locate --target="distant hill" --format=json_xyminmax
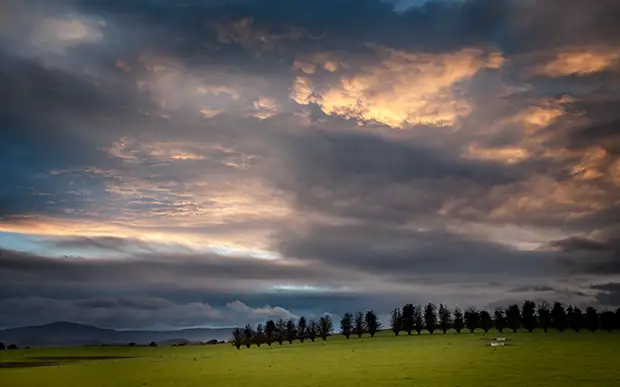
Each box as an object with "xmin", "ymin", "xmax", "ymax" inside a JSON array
[{"xmin": 0, "ymin": 321, "xmax": 233, "ymax": 348}]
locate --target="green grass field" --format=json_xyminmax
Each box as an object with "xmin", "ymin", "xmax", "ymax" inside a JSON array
[{"xmin": 2, "ymin": 330, "xmax": 619, "ymax": 387}]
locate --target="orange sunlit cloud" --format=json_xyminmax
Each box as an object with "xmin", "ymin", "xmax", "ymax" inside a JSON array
[
  {"xmin": 533, "ymin": 46, "xmax": 620, "ymax": 77},
  {"xmin": 293, "ymin": 46, "xmax": 504, "ymax": 128}
]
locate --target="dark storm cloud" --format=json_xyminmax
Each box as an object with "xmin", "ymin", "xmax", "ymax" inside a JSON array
[
  {"xmin": 508, "ymin": 0, "xmax": 620, "ymax": 52},
  {"xmin": 549, "ymin": 236, "xmax": 620, "ymax": 275},
  {"xmin": 64, "ymin": 0, "xmax": 620, "ymax": 56},
  {"xmin": 0, "ymin": 248, "xmax": 346, "ymax": 288},
  {"xmin": 1, "ymin": 244, "xmax": 603, "ymax": 329},
  {"xmin": 590, "ymin": 283, "xmax": 620, "ymax": 308},
  {"xmin": 277, "ymin": 223, "xmax": 566, "ymax": 278},
  {"xmin": 268, "ymin": 129, "xmax": 527, "ymax": 224},
  {"xmin": 509, "ymin": 285, "xmax": 556, "ymax": 293},
  {"xmin": 569, "ymin": 117, "xmax": 620, "ymax": 156},
  {"xmin": 0, "ymin": 53, "xmax": 136, "ymax": 217},
  {"xmin": 0, "ymin": 247, "xmax": 458, "ymax": 328},
  {"xmin": 549, "ymin": 237, "xmax": 612, "ymax": 253}
]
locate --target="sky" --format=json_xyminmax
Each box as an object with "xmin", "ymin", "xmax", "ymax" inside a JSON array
[{"xmin": 1, "ymin": 0, "xmax": 620, "ymax": 330}]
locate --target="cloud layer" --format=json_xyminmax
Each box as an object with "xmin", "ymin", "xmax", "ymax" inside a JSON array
[{"xmin": 1, "ymin": 0, "xmax": 620, "ymax": 329}]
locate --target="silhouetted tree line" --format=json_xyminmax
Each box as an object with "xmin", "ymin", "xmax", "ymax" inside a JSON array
[
  {"xmin": 387, "ymin": 301, "xmax": 620, "ymax": 336},
  {"xmin": 231, "ymin": 315, "xmax": 334, "ymax": 349},
  {"xmin": 231, "ymin": 302, "xmax": 620, "ymax": 349}
]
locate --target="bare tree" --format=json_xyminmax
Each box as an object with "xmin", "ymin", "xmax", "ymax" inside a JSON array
[
  {"xmin": 390, "ymin": 308, "xmax": 402, "ymax": 336},
  {"xmin": 297, "ymin": 316, "xmax": 307, "ymax": 342},
  {"xmin": 231, "ymin": 328, "xmax": 243, "ymax": 350},
  {"xmin": 307, "ymin": 319, "xmax": 318, "ymax": 342},
  {"xmin": 275, "ymin": 319, "xmax": 286, "ymax": 345}
]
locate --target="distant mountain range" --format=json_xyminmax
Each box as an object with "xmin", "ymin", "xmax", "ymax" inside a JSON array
[{"xmin": 0, "ymin": 321, "xmax": 233, "ymax": 348}]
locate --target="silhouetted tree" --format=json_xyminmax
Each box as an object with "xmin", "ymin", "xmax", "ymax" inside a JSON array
[
  {"xmin": 479, "ymin": 310, "xmax": 493, "ymax": 333},
  {"xmin": 7, "ymin": 344, "xmax": 18, "ymax": 350},
  {"xmin": 615, "ymin": 308, "xmax": 620, "ymax": 330},
  {"xmin": 464, "ymin": 308, "xmax": 480, "ymax": 333},
  {"xmin": 365, "ymin": 310, "xmax": 381, "ymax": 337},
  {"xmin": 354, "ymin": 312, "xmax": 365, "ymax": 338},
  {"xmin": 255, "ymin": 324, "xmax": 265, "ymax": 347},
  {"xmin": 285, "ymin": 319, "xmax": 297, "ymax": 344},
  {"xmin": 424, "ymin": 303, "xmax": 437, "ymax": 334},
  {"xmin": 537, "ymin": 302, "xmax": 552, "ymax": 333},
  {"xmin": 413, "ymin": 305, "xmax": 424, "ymax": 334},
  {"xmin": 232, "ymin": 328, "xmax": 243, "ymax": 350},
  {"xmin": 0, "ymin": 342, "xmax": 4, "ymax": 350},
  {"xmin": 493, "ymin": 307, "xmax": 506, "ymax": 333},
  {"xmin": 275, "ymin": 319, "xmax": 286, "ymax": 345},
  {"xmin": 551, "ymin": 302, "xmax": 568, "ymax": 332},
  {"xmin": 307, "ymin": 319, "xmax": 318, "ymax": 342},
  {"xmin": 265, "ymin": 319, "xmax": 276, "ymax": 346},
  {"xmin": 340, "ymin": 312, "xmax": 353, "ymax": 339},
  {"xmin": 401, "ymin": 304, "xmax": 414, "ymax": 335},
  {"xmin": 297, "ymin": 317, "xmax": 307, "ymax": 343},
  {"xmin": 521, "ymin": 300, "xmax": 537, "ymax": 332},
  {"xmin": 390, "ymin": 308, "xmax": 402, "ymax": 336},
  {"xmin": 128, "ymin": 342, "xmax": 138, "ymax": 347},
  {"xmin": 149, "ymin": 341, "xmax": 158, "ymax": 347},
  {"xmin": 600, "ymin": 310, "xmax": 615, "ymax": 332},
  {"xmin": 506, "ymin": 304, "xmax": 521, "ymax": 333},
  {"xmin": 568, "ymin": 306, "xmax": 583, "ymax": 332},
  {"xmin": 318, "ymin": 315, "xmax": 333, "ymax": 341},
  {"xmin": 585, "ymin": 307, "xmax": 599, "ymax": 332},
  {"xmin": 244, "ymin": 324, "xmax": 254, "ymax": 348},
  {"xmin": 453, "ymin": 308, "xmax": 464, "ymax": 333},
  {"xmin": 438, "ymin": 304, "xmax": 452, "ymax": 334}
]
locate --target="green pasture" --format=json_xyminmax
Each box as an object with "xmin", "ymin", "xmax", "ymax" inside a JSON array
[{"xmin": 1, "ymin": 330, "xmax": 619, "ymax": 387}]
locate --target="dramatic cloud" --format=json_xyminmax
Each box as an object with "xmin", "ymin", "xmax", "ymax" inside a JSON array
[
  {"xmin": 296, "ymin": 46, "xmax": 504, "ymax": 127},
  {"xmin": 1, "ymin": 0, "xmax": 620, "ymax": 329},
  {"xmin": 533, "ymin": 46, "xmax": 620, "ymax": 78}
]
